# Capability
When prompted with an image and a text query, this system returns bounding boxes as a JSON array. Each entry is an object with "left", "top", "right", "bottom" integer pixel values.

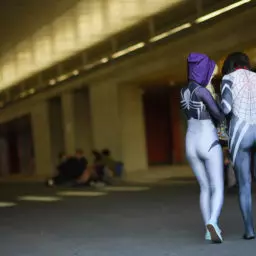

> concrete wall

[
  {"left": 73, "top": 89, "right": 93, "bottom": 162},
  {"left": 61, "top": 91, "right": 76, "bottom": 155},
  {"left": 17, "top": 131, "right": 34, "bottom": 175},
  {"left": 31, "top": 101, "right": 53, "bottom": 176},
  {"left": 1, "top": 7, "right": 256, "bottom": 176},
  {"left": 49, "top": 97, "right": 65, "bottom": 168},
  {"left": 119, "top": 84, "right": 147, "bottom": 172},
  {"left": 90, "top": 83, "right": 122, "bottom": 160},
  {"left": 61, "top": 89, "right": 93, "bottom": 161},
  {"left": 90, "top": 82, "right": 148, "bottom": 173}
]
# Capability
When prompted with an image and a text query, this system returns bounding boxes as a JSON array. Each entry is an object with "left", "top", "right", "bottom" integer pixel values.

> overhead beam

[
  {"left": 0, "top": 5, "right": 255, "bottom": 124},
  {"left": 196, "top": 0, "right": 203, "bottom": 16}
]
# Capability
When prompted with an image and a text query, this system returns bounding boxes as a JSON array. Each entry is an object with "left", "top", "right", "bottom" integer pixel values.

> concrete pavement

[{"left": 0, "top": 177, "right": 255, "bottom": 256}]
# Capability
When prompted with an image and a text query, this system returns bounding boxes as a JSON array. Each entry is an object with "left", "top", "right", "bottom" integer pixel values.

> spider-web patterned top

[
  {"left": 180, "top": 81, "right": 224, "bottom": 121},
  {"left": 221, "top": 69, "right": 256, "bottom": 124}
]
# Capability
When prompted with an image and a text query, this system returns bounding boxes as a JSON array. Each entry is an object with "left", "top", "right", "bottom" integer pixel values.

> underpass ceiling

[
  {"left": 0, "top": 0, "right": 234, "bottom": 56},
  {"left": 0, "top": 0, "right": 252, "bottom": 94},
  {"left": 0, "top": 0, "right": 184, "bottom": 90},
  {"left": 0, "top": 0, "right": 80, "bottom": 55},
  {"left": 0, "top": 3, "right": 255, "bottom": 119}
]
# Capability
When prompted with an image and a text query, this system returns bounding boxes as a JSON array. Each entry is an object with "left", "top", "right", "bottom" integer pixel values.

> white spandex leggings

[{"left": 186, "top": 119, "right": 224, "bottom": 225}]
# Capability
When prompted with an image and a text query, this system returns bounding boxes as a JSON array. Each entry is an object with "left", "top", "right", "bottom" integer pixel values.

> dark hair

[
  {"left": 222, "top": 52, "right": 250, "bottom": 76},
  {"left": 92, "top": 150, "right": 101, "bottom": 161},
  {"left": 102, "top": 149, "right": 110, "bottom": 156},
  {"left": 58, "top": 152, "right": 66, "bottom": 159},
  {"left": 76, "top": 148, "right": 84, "bottom": 155},
  {"left": 92, "top": 150, "right": 100, "bottom": 155}
]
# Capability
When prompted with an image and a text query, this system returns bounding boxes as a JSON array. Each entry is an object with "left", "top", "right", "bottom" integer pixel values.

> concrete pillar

[
  {"left": 120, "top": 85, "right": 148, "bottom": 172},
  {"left": 90, "top": 83, "right": 122, "bottom": 160},
  {"left": 61, "top": 91, "right": 76, "bottom": 155},
  {"left": 49, "top": 97, "right": 65, "bottom": 167},
  {"left": 31, "top": 101, "right": 53, "bottom": 176},
  {"left": 73, "top": 89, "right": 93, "bottom": 161},
  {"left": 61, "top": 89, "right": 93, "bottom": 160},
  {"left": 90, "top": 82, "right": 148, "bottom": 173}
]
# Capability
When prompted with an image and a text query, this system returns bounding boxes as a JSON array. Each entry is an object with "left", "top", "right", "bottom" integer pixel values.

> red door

[{"left": 143, "top": 87, "right": 172, "bottom": 165}]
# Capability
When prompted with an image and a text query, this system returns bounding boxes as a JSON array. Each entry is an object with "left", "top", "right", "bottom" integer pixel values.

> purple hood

[{"left": 187, "top": 53, "right": 216, "bottom": 87}]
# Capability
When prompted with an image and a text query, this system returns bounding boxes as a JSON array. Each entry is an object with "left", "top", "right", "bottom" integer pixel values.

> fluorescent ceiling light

[
  {"left": 57, "top": 70, "right": 80, "bottom": 82},
  {"left": 112, "top": 42, "right": 145, "bottom": 59},
  {"left": 20, "top": 88, "right": 35, "bottom": 98},
  {"left": 72, "top": 69, "right": 79, "bottom": 76},
  {"left": 101, "top": 57, "right": 109, "bottom": 63},
  {"left": 28, "top": 88, "right": 36, "bottom": 94},
  {"left": 150, "top": 23, "right": 192, "bottom": 43},
  {"left": 84, "top": 57, "right": 109, "bottom": 70},
  {"left": 20, "top": 92, "right": 27, "bottom": 98},
  {"left": 84, "top": 63, "right": 97, "bottom": 70},
  {"left": 49, "top": 79, "right": 56, "bottom": 86},
  {"left": 57, "top": 74, "right": 70, "bottom": 82},
  {"left": 195, "top": 0, "right": 251, "bottom": 23}
]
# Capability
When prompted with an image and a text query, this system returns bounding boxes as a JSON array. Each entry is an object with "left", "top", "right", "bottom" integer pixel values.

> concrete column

[
  {"left": 31, "top": 101, "right": 53, "bottom": 176},
  {"left": 61, "top": 91, "right": 76, "bottom": 155},
  {"left": 90, "top": 83, "right": 122, "bottom": 160},
  {"left": 61, "top": 89, "right": 93, "bottom": 160},
  {"left": 90, "top": 82, "right": 148, "bottom": 173},
  {"left": 120, "top": 85, "right": 148, "bottom": 172},
  {"left": 49, "top": 97, "right": 65, "bottom": 167},
  {"left": 73, "top": 89, "right": 93, "bottom": 161}
]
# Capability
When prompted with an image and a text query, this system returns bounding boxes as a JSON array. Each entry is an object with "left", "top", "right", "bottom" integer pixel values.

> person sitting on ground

[
  {"left": 75, "top": 149, "right": 124, "bottom": 186},
  {"left": 101, "top": 149, "right": 124, "bottom": 178},
  {"left": 101, "top": 149, "right": 116, "bottom": 177},
  {"left": 46, "top": 151, "right": 87, "bottom": 187},
  {"left": 75, "top": 148, "right": 88, "bottom": 176},
  {"left": 91, "top": 150, "right": 105, "bottom": 181},
  {"left": 46, "top": 152, "right": 71, "bottom": 186},
  {"left": 75, "top": 150, "right": 104, "bottom": 185},
  {"left": 91, "top": 149, "right": 118, "bottom": 185},
  {"left": 58, "top": 152, "right": 68, "bottom": 167}
]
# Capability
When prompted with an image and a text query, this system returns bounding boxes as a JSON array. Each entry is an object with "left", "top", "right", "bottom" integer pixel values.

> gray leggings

[{"left": 229, "top": 118, "right": 255, "bottom": 236}]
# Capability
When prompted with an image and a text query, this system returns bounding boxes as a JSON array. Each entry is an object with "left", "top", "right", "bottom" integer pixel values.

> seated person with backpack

[
  {"left": 75, "top": 149, "right": 124, "bottom": 186},
  {"left": 101, "top": 149, "right": 124, "bottom": 179},
  {"left": 46, "top": 150, "right": 88, "bottom": 187}
]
